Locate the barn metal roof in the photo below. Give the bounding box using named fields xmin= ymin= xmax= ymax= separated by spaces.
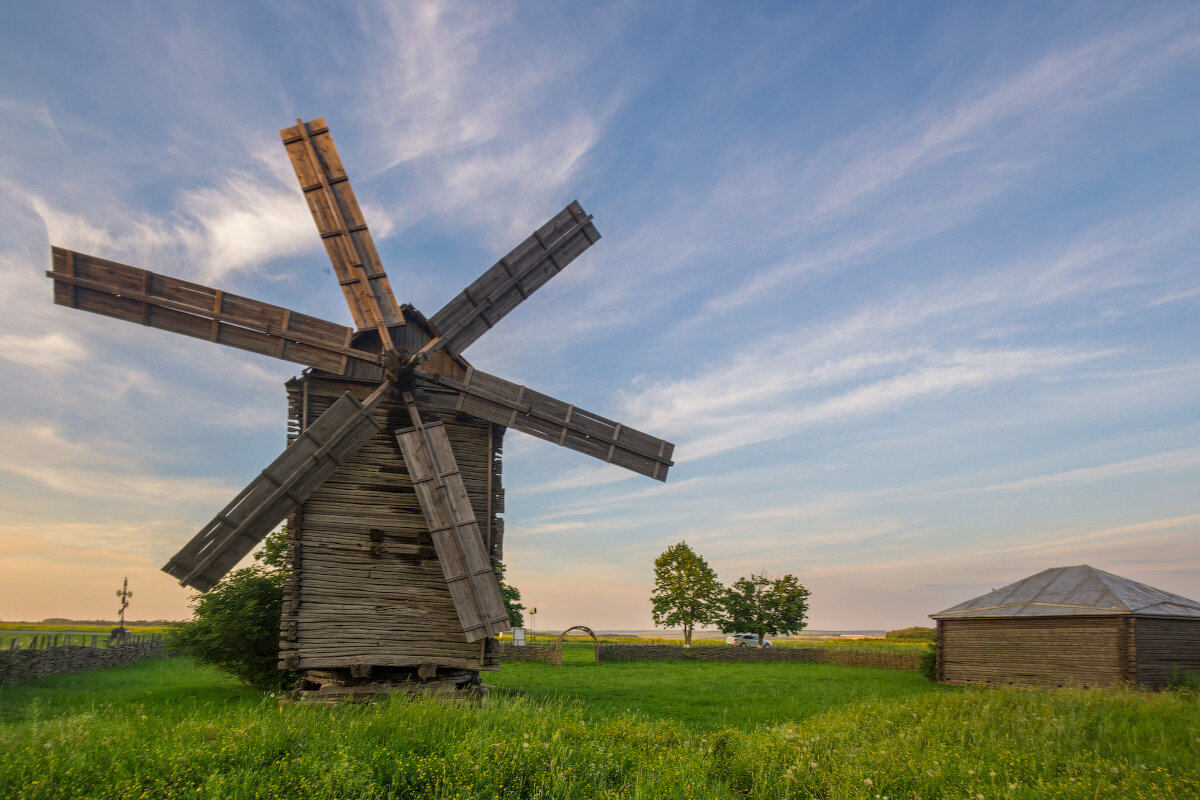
xmin=930 ymin=565 xmax=1200 ymax=620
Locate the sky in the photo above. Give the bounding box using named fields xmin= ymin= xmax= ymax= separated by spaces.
xmin=0 ymin=1 xmax=1197 ymax=633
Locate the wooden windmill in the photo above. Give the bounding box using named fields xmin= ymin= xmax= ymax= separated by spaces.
xmin=46 ymin=117 xmax=675 ymax=697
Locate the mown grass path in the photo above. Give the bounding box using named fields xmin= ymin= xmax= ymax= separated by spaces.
xmin=1 ymin=657 xmax=1196 ymax=799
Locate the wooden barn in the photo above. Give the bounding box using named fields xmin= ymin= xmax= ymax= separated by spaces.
xmin=931 ymin=565 xmax=1200 ymax=688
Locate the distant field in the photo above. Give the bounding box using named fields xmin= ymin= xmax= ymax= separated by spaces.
xmin=0 ymin=622 xmax=170 ymax=650
xmin=1 ymin=655 xmax=1196 ymax=798
xmin=547 ymin=633 xmax=929 ymax=654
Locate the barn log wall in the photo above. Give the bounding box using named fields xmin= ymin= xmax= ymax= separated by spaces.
xmin=939 ymin=617 xmax=1126 ymax=687
xmin=279 ymin=375 xmax=504 ymax=672
xmin=1135 ymin=618 xmax=1200 ymax=688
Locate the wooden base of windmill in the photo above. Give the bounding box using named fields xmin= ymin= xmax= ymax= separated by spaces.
xmin=286 ymin=665 xmax=488 ymax=703
xmin=278 ymin=372 xmax=506 ymax=701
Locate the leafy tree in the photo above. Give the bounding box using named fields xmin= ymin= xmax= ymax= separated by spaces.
xmin=167 ymin=527 xmax=292 ymax=691
xmin=253 ymin=526 xmax=288 ymax=569
xmin=497 ymin=565 xmax=525 ymax=628
xmin=718 ymin=572 xmax=810 ymax=647
xmin=650 ymin=541 xmax=723 ymax=647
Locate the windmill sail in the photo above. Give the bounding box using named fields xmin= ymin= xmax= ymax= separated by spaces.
xmin=395 ymin=415 xmax=510 ymax=641
xmin=47 ymin=248 xmax=379 ymax=375
xmin=164 ymin=386 xmax=389 ymax=591
xmin=280 ymin=118 xmax=403 ymax=346
xmin=424 ymin=201 xmax=600 ymax=359
xmin=416 ymin=366 xmax=675 ymax=481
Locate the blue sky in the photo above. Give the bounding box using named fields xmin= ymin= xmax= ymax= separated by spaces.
xmin=1 ymin=2 xmax=1197 ymax=631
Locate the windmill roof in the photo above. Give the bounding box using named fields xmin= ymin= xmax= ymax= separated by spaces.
xmin=930 ymin=565 xmax=1200 ymax=620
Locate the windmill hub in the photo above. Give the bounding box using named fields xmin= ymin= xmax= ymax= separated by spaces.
xmin=46 ymin=116 xmax=676 ymax=701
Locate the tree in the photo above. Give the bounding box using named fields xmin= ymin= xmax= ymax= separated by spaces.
xmin=166 ymin=528 xmax=291 ymax=691
xmin=719 ymin=572 xmax=810 ymax=647
xmin=650 ymin=541 xmax=723 ymax=647
xmin=497 ymin=565 xmax=525 ymax=628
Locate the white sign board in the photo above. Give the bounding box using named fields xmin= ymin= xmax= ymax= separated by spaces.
xmin=512 ymin=627 xmax=527 ymax=646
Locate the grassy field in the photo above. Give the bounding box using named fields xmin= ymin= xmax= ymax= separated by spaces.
xmin=0 ymin=656 xmax=1196 ymax=799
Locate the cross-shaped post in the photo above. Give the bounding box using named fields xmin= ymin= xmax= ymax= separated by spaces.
xmin=115 ymin=577 xmax=132 ymax=629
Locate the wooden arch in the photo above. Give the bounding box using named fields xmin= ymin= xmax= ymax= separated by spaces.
xmin=554 ymin=625 xmax=600 ymax=665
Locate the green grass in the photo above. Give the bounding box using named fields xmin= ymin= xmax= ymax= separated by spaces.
xmin=1 ymin=657 xmax=1197 ymax=799
xmin=492 ymin=644 xmax=944 ymax=729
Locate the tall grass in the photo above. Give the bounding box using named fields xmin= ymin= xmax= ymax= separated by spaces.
xmin=1 ymin=658 xmax=1196 ymax=799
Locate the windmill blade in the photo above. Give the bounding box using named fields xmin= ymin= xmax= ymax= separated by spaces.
xmin=163 ymin=384 xmax=391 ymax=592
xmin=280 ymin=118 xmax=403 ymax=348
xmin=416 ymin=367 xmax=675 ymax=481
xmin=421 ymin=201 xmax=600 ymax=360
xmin=47 ymin=248 xmax=381 ymax=376
xmin=394 ymin=394 xmax=510 ymax=642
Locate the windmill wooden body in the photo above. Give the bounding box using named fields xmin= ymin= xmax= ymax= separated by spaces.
xmin=46 ymin=118 xmax=675 ymax=697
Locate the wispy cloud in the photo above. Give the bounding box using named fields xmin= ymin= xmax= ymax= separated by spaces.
xmin=29 ymin=155 xmax=314 ymax=284
xmin=964 ymin=448 xmax=1200 ymax=494
xmin=0 ymin=423 xmax=237 ymax=505
xmin=624 ymin=344 xmax=1106 ymax=463
xmin=357 ymin=0 xmax=613 ymax=246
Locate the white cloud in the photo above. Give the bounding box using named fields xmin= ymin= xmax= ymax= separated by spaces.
xmin=30 ymin=164 xmax=314 ymax=285
xmin=357 ymin=0 xmax=611 ymax=245
xmin=624 ymin=345 xmax=1105 ymax=463
xmin=0 ymin=422 xmax=236 ymax=506
xmin=0 ymin=331 xmax=83 ymax=369
xmin=965 ymin=448 xmax=1200 ymax=494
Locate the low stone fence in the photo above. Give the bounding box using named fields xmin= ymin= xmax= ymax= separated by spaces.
xmin=494 ymin=643 xmax=561 ymax=665
xmin=594 ymin=644 xmax=920 ymax=671
xmin=0 ymin=636 xmax=166 ymax=685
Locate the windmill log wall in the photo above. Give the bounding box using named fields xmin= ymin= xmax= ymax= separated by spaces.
xmin=280 ymin=375 xmax=504 ymax=675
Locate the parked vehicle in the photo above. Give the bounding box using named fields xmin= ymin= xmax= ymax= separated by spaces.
xmin=725 ymin=633 xmax=771 ymax=648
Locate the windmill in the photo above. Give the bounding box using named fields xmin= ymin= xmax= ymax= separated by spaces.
xmin=46 ymin=118 xmax=675 ymax=698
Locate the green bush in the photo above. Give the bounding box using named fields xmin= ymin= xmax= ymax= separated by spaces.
xmin=1166 ymin=664 xmax=1200 ymax=692
xmin=885 ymin=626 xmax=936 ymax=641
xmin=166 ymin=566 xmax=292 ymax=691
xmin=918 ymin=642 xmax=937 ymax=681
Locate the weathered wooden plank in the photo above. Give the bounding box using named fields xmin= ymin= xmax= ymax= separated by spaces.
xmin=395 ymin=414 xmax=509 ymax=641
xmin=424 ymin=201 xmax=599 ymax=359
xmin=279 ymin=118 xmax=402 ymax=342
xmin=416 ymin=366 xmax=674 ymax=481
xmin=47 ymin=248 xmax=378 ymax=374
xmin=163 ymin=386 xmax=389 ymax=591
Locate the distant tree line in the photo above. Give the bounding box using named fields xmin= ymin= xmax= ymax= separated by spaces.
xmin=650 ymin=541 xmax=810 ymax=648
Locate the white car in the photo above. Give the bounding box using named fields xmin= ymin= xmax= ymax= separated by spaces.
xmin=725 ymin=633 xmax=771 ymax=648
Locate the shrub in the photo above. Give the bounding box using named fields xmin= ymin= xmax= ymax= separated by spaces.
xmin=885 ymin=626 xmax=935 ymax=642
xmin=918 ymin=642 xmax=938 ymax=681
xmin=166 ymin=566 xmax=292 ymax=691
xmin=1166 ymin=664 xmax=1200 ymax=692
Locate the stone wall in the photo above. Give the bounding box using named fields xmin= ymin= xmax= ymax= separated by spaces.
xmin=0 ymin=638 xmax=166 ymax=685
xmin=493 ymin=643 xmax=561 ymax=665
xmin=594 ymin=644 xmax=920 ymax=671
